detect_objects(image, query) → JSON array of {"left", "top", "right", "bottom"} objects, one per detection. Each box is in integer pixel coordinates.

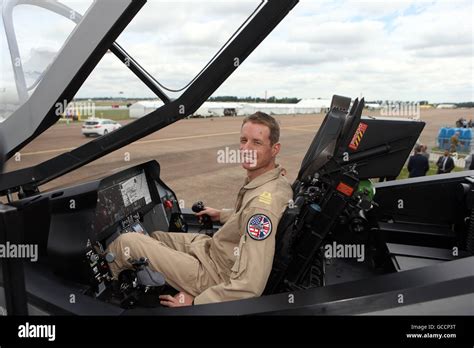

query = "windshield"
[
  {"left": 114, "top": 0, "right": 261, "bottom": 100},
  {"left": 0, "top": 0, "right": 93, "bottom": 121}
]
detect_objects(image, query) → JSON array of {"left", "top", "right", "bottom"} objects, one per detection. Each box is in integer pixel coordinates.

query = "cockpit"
[{"left": 1, "top": 0, "right": 472, "bottom": 317}]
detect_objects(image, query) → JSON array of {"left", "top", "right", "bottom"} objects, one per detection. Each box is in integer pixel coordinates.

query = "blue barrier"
[{"left": 437, "top": 127, "right": 472, "bottom": 152}]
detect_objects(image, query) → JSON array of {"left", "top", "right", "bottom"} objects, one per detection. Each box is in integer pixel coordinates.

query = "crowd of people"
[
  {"left": 378, "top": 129, "right": 473, "bottom": 182},
  {"left": 405, "top": 140, "right": 473, "bottom": 179},
  {"left": 455, "top": 117, "right": 473, "bottom": 128}
]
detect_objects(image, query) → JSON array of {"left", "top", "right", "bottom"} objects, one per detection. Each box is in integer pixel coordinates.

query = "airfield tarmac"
[{"left": 4, "top": 108, "right": 472, "bottom": 209}]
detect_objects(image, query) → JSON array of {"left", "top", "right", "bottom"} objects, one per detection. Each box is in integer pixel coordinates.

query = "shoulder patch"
[
  {"left": 247, "top": 214, "right": 272, "bottom": 241},
  {"left": 258, "top": 191, "right": 272, "bottom": 205}
]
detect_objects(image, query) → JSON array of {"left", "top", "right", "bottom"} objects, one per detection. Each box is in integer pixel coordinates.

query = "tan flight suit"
[{"left": 107, "top": 166, "right": 293, "bottom": 305}]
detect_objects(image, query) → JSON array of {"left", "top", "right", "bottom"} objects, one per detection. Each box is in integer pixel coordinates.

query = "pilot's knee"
[
  {"left": 107, "top": 233, "right": 150, "bottom": 278},
  {"left": 108, "top": 232, "right": 147, "bottom": 261},
  {"left": 149, "top": 230, "right": 167, "bottom": 241}
]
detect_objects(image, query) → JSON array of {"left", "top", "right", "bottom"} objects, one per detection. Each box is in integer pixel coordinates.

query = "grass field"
[
  {"left": 59, "top": 109, "right": 130, "bottom": 122},
  {"left": 93, "top": 109, "right": 130, "bottom": 120},
  {"left": 432, "top": 146, "right": 469, "bottom": 157},
  {"left": 90, "top": 100, "right": 135, "bottom": 107}
]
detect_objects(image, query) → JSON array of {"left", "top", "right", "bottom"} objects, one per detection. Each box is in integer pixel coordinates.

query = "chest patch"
[
  {"left": 258, "top": 191, "right": 272, "bottom": 205},
  {"left": 247, "top": 214, "right": 272, "bottom": 241}
]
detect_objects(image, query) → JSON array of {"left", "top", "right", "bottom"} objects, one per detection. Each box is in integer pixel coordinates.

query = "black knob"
[
  {"left": 192, "top": 201, "right": 213, "bottom": 230},
  {"left": 192, "top": 201, "right": 205, "bottom": 213}
]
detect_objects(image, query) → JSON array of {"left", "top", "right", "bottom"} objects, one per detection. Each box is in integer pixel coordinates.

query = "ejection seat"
[{"left": 263, "top": 90, "right": 427, "bottom": 295}]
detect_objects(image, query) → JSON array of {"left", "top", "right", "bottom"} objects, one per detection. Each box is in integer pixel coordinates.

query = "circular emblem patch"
[{"left": 246, "top": 214, "right": 272, "bottom": 241}]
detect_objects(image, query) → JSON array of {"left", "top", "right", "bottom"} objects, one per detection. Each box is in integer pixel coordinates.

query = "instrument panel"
[
  {"left": 94, "top": 169, "right": 152, "bottom": 235},
  {"left": 16, "top": 160, "right": 186, "bottom": 290},
  {"left": 89, "top": 161, "right": 186, "bottom": 243}
]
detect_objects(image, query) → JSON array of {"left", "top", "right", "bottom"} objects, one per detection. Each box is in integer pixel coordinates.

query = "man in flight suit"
[{"left": 107, "top": 112, "right": 293, "bottom": 306}]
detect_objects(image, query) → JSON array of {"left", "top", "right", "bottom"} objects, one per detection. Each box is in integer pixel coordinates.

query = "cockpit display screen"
[{"left": 94, "top": 170, "right": 152, "bottom": 234}]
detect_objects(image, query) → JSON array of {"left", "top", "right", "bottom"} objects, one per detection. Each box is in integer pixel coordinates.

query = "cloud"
[
  {"left": 1, "top": 0, "right": 472, "bottom": 103},
  {"left": 289, "top": 20, "right": 386, "bottom": 46},
  {"left": 120, "top": 0, "right": 259, "bottom": 34},
  {"left": 390, "top": 0, "right": 473, "bottom": 54}
]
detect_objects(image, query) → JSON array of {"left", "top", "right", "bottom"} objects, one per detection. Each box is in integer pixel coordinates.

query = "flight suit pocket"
[{"left": 230, "top": 236, "right": 247, "bottom": 279}]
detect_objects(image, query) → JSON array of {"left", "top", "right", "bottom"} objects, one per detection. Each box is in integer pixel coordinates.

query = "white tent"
[
  {"left": 193, "top": 102, "right": 244, "bottom": 117},
  {"left": 436, "top": 104, "right": 457, "bottom": 109},
  {"left": 129, "top": 98, "right": 331, "bottom": 119},
  {"left": 129, "top": 100, "right": 164, "bottom": 119},
  {"left": 239, "top": 103, "right": 295, "bottom": 115},
  {"left": 295, "top": 98, "right": 331, "bottom": 113},
  {"left": 365, "top": 103, "right": 382, "bottom": 110},
  {"left": 238, "top": 100, "right": 327, "bottom": 116}
]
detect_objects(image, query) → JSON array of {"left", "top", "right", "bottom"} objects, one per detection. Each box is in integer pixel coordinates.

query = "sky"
[{"left": 0, "top": 0, "right": 473, "bottom": 103}]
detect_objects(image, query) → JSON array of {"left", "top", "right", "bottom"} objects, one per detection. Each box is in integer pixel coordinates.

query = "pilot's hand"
[
  {"left": 159, "top": 292, "right": 194, "bottom": 307},
  {"left": 195, "top": 207, "right": 220, "bottom": 222}
]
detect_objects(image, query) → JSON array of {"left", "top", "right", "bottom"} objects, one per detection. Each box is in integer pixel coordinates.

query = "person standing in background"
[
  {"left": 436, "top": 150, "right": 455, "bottom": 174},
  {"left": 450, "top": 132, "right": 460, "bottom": 153},
  {"left": 407, "top": 145, "right": 430, "bottom": 178},
  {"left": 465, "top": 151, "right": 474, "bottom": 171},
  {"left": 420, "top": 144, "right": 430, "bottom": 161}
]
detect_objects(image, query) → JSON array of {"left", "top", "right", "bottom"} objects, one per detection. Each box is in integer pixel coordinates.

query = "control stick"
[{"left": 192, "top": 201, "right": 213, "bottom": 231}]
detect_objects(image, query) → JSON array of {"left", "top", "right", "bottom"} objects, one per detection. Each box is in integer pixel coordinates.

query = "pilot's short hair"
[{"left": 242, "top": 111, "right": 280, "bottom": 145}]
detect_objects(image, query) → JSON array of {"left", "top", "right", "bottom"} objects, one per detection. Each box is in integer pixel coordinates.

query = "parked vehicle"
[{"left": 81, "top": 118, "right": 121, "bottom": 137}]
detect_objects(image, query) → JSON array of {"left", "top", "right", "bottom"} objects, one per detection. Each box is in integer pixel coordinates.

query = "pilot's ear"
[{"left": 272, "top": 142, "right": 281, "bottom": 157}]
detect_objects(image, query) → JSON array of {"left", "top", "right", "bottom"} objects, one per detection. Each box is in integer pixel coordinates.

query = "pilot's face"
[{"left": 239, "top": 122, "right": 279, "bottom": 171}]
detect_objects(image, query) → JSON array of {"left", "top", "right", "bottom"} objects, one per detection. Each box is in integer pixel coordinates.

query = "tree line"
[{"left": 208, "top": 96, "right": 301, "bottom": 103}]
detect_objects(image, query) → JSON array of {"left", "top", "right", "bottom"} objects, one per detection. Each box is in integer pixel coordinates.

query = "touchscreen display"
[{"left": 94, "top": 170, "right": 152, "bottom": 234}]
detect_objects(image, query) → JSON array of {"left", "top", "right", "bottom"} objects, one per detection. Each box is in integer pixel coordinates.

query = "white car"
[{"left": 81, "top": 118, "right": 121, "bottom": 137}]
